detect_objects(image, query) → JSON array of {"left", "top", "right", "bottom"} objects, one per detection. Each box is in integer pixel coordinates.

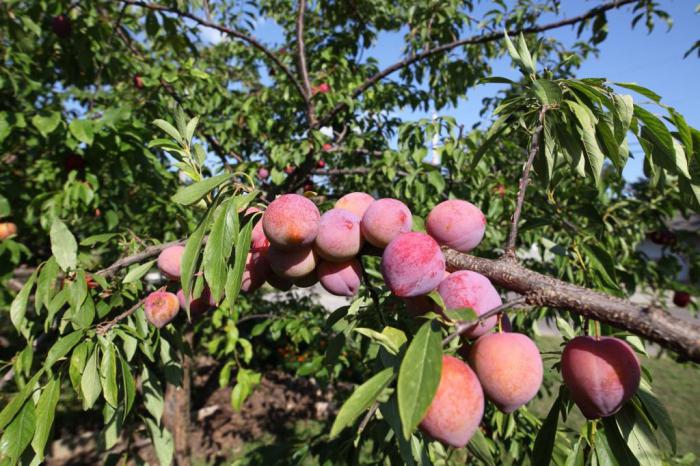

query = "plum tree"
[
  {"left": 267, "top": 246, "right": 318, "bottom": 279},
  {"left": 437, "top": 271, "right": 502, "bottom": 338},
  {"left": 419, "top": 355, "right": 484, "bottom": 448},
  {"left": 360, "top": 198, "right": 412, "bottom": 248},
  {"left": 157, "top": 245, "right": 185, "bottom": 280},
  {"left": 144, "top": 291, "right": 180, "bottom": 328},
  {"left": 561, "top": 336, "right": 641, "bottom": 419},
  {"left": 335, "top": 192, "right": 375, "bottom": 218},
  {"left": 381, "top": 232, "right": 445, "bottom": 297},
  {"left": 314, "top": 208, "right": 363, "bottom": 261},
  {"left": 468, "top": 332, "right": 543, "bottom": 413},
  {"left": 263, "top": 194, "right": 320, "bottom": 249},
  {"left": 317, "top": 258, "right": 362, "bottom": 297},
  {"left": 426, "top": 199, "right": 486, "bottom": 253}
]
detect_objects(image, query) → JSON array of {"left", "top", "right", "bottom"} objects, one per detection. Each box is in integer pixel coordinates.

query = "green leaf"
[
  {"left": 225, "top": 218, "right": 254, "bottom": 312},
  {"left": 602, "top": 416, "right": 640, "bottom": 466},
  {"left": 614, "top": 82, "right": 661, "bottom": 102},
  {"left": 532, "top": 397, "right": 561, "bottom": 465},
  {"left": 566, "top": 101, "right": 605, "bottom": 184},
  {"left": 69, "top": 341, "right": 91, "bottom": 393},
  {"left": 141, "top": 366, "right": 164, "bottom": 423},
  {"left": 100, "top": 345, "right": 118, "bottom": 407},
  {"left": 397, "top": 320, "right": 443, "bottom": 439},
  {"left": 581, "top": 243, "right": 619, "bottom": 289},
  {"left": 636, "top": 384, "right": 676, "bottom": 453},
  {"left": 0, "top": 369, "right": 43, "bottom": 430},
  {"left": 329, "top": 367, "right": 395, "bottom": 439},
  {"left": 171, "top": 173, "right": 232, "bottom": 205},
  {"left": 203, "top": 198, "right": 239, "bottom": 303},
  {"left": 31, "top": 376, "right": 60, "bottom": 460},
  {"left": 634, "top": 105, "right": 688, "bottom": 178},
  {"left": 81, "top": 347, "right": 102, "bottom": 410},
  {"left": 36, "top": 257, "right": 59, "bottom": 313},
  {"left": 181, "top": 209, "right": 212, "bottom": 314},
  {"left": 616, "top": 403, "right": 660, "bottom": 466},
  {"left": 145, "top": 417, "right": 174, "bottom": 466},
  {"left": 32, "top": 112, "right": 61, "bottom": 137},
  {"left": 516, "top": 33, "right": 536, "bottom": 75},
  {"left": 0, "top": 397, "right": 36, "bottom": 463},
  {"left": 185, "top": 116, "right": 199, "bottom": 143},
  {"left": 468, "top": 428, "right": 495, "bottom": 465},
  {"left": 354, "top": 327, "right": 404, "bottom": 355},
  {"left": 612, "top": 94, "right": 634, "bottom": 145},
  {"left": 120, "top": 356, "right": 136, "bottom": 420},
  {"left": 50, "top": 219, "right": 78, "bottom": 271},
  {"left": 471, "top": 115, "right": 510, "bottom": 168},
  {"left": 153, "top": 118, "right": 183, "bottom": 143},
  {"left": 533, "top": 80, "right": 562, "bottom": 105},
  {"left": 443, "top": 307, "right": 477, "bottom": 322},
  {"left": 122, "top": 259, "right": 156, "bottom": 284},
  {"left": 45, "top": 330, "right": 84, "bottom": 369},
  {"left": 68, "top": 119, "right": 94, "bottom": 145},
  {"left": 10, "top": 270, "right": 36, "bottom": 337}
]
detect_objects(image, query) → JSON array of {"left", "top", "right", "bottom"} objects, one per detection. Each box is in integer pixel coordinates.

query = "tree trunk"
[{"left": 163, "top": 331, "right": 193, "bottom": 466}]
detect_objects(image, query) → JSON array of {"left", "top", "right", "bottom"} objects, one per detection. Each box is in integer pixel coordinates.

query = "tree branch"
[
  {"left": 295, "top": 0, "right": 317, "bottom": 126},
  {"left": 120, "top": 0, "right": 307, "bottom": 104},
  {"left": 505, "top": 107, "right": 547, "bottom": 258},
  {"left": 316, "top": 0, "right": 638, "bottom": 127},
  {"left": 96, "top": 239, "right": 186, "bottom": 279},
  {"left": 443, "top": 248, "right": 700, "bottom": 363}
]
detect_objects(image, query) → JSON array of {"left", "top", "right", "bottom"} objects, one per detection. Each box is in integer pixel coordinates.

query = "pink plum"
[
  {"left": 318, "top": 259, "right": 362, "bottom": 297},
  {"left": 437, "top": 271, "right": 502, "bottom": 338},
  {"left": 381, "top": 232, "right": 445, "bottom": 297},
  {"left": 426, "top": 200, "right": 486, "bottom": 253},
  {"left": 314, "top": 209, "right": 363, "bottom": 261},
  {"left": 360, "top": 198, "right": 412, "bottom": 248},
  {"left": 262, "top": 194, "right": 320, "bottom": 250}
]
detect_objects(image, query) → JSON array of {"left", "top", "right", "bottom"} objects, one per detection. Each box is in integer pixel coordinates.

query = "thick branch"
[
  {"left": 317, "top": 0, "right": 638, "bottom": 127},
  {"left": 505, "top": 107, "right": 546, "bottom": 257},
  {"left": 120, "top": 0, "right": 307, "bottom": 102},
  {"left": 443, "top": 248, "right": 700, "bottom": 363},
  {"left": 295, "top": 0, "right": 317, "bottom": 126}
]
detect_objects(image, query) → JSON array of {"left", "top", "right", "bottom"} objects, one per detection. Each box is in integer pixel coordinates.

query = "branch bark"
[
  {"left": 443, "top": 248, "right": 700, "bottom": 363},
  {"left": 120, "top": 0, "right": 307, "bottom": 103},
  {"left": 316, "top": 0, "right": 638, "bottom": 127},
  {"left": 295, "top": 0, "right": 317, "bottom": 126},
  {"left": 505, "top": 107, "right": 546, "bottom": 257}
]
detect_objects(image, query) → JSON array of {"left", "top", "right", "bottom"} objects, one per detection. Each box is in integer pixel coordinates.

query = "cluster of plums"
[{"left": 142, "top": 192, "right": 642, "bottom": 448}]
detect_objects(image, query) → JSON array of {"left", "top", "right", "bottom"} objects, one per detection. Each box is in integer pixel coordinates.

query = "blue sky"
[{"left": 214, "top": 1, "right": 700, "bottom": 181}]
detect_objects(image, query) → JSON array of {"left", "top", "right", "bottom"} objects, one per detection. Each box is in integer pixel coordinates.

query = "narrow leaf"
[
  {"left": 31, "top": 376, "right": 60, "bottom": 460},
  {"left": 45, "top": 330, "right": 84, "bottom": 369},
  {"left": 171, "top": 173, "right": 232, "bottom": 205},
  {"left": 122, "top": 259, "right": 156, "bottom": 284},
  {"left": 50, "top": 219, "right": 77, "bottom": 271}
]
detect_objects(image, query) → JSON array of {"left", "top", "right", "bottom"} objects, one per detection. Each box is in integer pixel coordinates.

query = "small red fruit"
[
  {"left": 257, "top": 167, "right": 269, "bottom": 180},
  {"left": 284, "top": 165, "right": 295, "bottom": 175},
  {"left": 494, "top": 184, "right": 506, "bottom": 198},
  {"left": 133, "top": 74, "right": 144, "bottom": 89},
  {"left": 94, "top": 208, "right": 101, "bottom": 217},
  {"left": 673, "top": 291, "right": 691, "bottom": 308},
  {"left": 64, "top": 153, "right": 85, "bottom": 172},
  {"left": 318, "top": 83, "right": 330, "bottom": 93},
  {"left": 0, "top": 223, "right": 18, "bottom": 241},
  {"left": 51, "top": 15, "right": 72, "bottom": 39},
  {"left": 316, "top": 159, "right": 326, "bottom": 168},
  {"left": 322, "top": 143, "right": 333, "bottom": 152}
]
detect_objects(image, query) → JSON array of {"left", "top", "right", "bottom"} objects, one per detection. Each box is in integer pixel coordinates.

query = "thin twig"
[
  {"left": 357, "top": 401, "right": 380, "bottom": 434},
  {"left": 442, "top": 296, "right": 529, "bottom": 346},
  {"left": 315, "top": 0, "right": 637, "bottom": 127},
  {"left": 96, "top": 239, "right": 186, "bottom": 279},
  {"left": 237, "top": 313, "right": 274, "bottom": 324},
  {"left": 504, "top": 107, "right": 547, "bottom": 258},
  {"left": 96, "top": 294, "right": 151, "bottom": 336},
  {"left": 119, "top": 0, "right": 307, "bottom": 103},
  {"left": 89, "top": 4, "right": 128, "bottom": 113},
  {"left": 295, "top": 0, "right": 316, "bottom": 126}
]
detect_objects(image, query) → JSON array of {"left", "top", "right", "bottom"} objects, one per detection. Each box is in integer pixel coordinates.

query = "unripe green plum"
[
  {"left": 437, "top": 271, "right": 501, "bottom": 338},
  {"left": 468, "top": 332, "right": 543, "bottom": 413},
  {"left": 267, "top": 246, "right": 317, "bottom": 279},
  {"left": 318, "top": 258, "right": 362, "bottom": 296},
  {"left": 561, "top": 336, "right": 641, "bottom": 419},
  {"left": 144, "top": 291, "right": 180, "bottom": 328},
  {"left": 360, "top": 198, "right": 412, "bottom": 248},
  {"left": 335, "top": 192, "right": 375, "bottom": 218},
  {"left": 157, "top": 245, "right": 185, "bottom": 280},
  {"left": 263, "top": 194, "right": 320, "bottom": 250},
  {"left": 426, "top": 199, "right": 486, "bottom": 253},
  {"left": 314, "top": 209, "right": 363, "bottom": 261},
  {"left": 420, "top": 355, "right": 484, "bottom": 448},
  {"left": 381, "top": 232, "right": 445, "bottom": 297}
]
